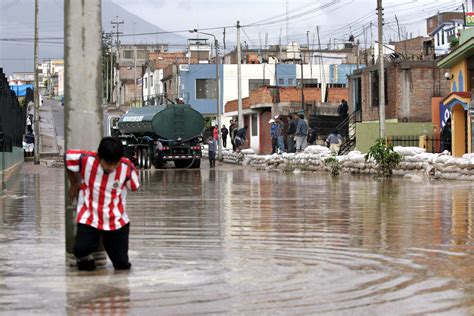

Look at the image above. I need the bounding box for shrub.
[365,138,402,177]
[324,155,341,176]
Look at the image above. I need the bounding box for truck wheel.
[137,148,143,169]
[142,148,148,169]
[191,159,201,168]
[146,148,152,169]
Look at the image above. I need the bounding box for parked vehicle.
[117,104,204,169]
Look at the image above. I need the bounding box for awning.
[443,92,471,111]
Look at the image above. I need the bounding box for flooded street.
[1,163,474,314]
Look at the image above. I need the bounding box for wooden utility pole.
[377,0,386,138]
[237,21,243,128]
[33,0,40,164]
[65,0,106,267]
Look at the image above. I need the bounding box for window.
[248,79,270,92]
[437,33,439,46]
[137,50,148,59]
[296,78,318,87]
[288,78,295,86]
[196,79,217,99]
[150,75,153,87]
[251,114,258,136]
[122,50,133,59]
[144,77,147,89]
[441,29,445,45]
[278,78,285,85]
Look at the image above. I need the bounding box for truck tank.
[118,104,205,140]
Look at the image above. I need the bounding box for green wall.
[356,121,435,153]
[1,147,24,171]
[0,147,24,190]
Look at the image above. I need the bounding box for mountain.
[0,0,186,75]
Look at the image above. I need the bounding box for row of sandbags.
[202,145,474,181]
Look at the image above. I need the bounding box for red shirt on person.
[65,150,140,231]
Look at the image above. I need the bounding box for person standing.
[440,119,452,153]
[221,124,229,148]
[230,120,237,151]
[287,113,297,153]
[269,119,278,154]
[337,99,349,116]
[295,114,309,152]
[275,117,285,154]
[207,136,217,167]
[213,125,219,141]
[65,137,140,271]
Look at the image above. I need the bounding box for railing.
[0,68,27,152]
[387,135,452,154]
[337,110,361,155]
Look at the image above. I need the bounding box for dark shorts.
[74,223,131,270]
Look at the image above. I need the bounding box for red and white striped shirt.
[65,150,140,231]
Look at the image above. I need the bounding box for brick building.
[224,86,348,154]
[349,60,450,123]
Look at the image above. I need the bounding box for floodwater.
[1,163,474,315]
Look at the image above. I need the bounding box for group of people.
[207,120,248,167]
[269,114,311,154]
[269,113,343,155]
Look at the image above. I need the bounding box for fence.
[386,135,448,154]
[0,68,27,152]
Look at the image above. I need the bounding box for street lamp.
[189,29,222,161]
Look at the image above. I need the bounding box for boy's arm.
[64,150,83,202]
[67,170,81,202]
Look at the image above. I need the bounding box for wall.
[179,64,218,115]
[355,61,450,123]
[0,147,23,190]
[356,122,435,153]
[450,59,468,93]
[259,111,272,154]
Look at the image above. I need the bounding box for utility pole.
[317,26,325,102]
[33,0,40,164]
[133,46,137,107]
[110,17,124,107]
[300,59,304,113]
[307,31,313,82]
[377,0,385,138]
[237,21,243,128]
[65,0,106,267]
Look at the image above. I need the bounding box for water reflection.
[0,165,473,314]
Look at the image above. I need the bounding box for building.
[115,44,170,107]
[175,62,355,118]
[431,20,464,57]
[223,85,348,154]
[391,36,434,61]
[142,51,188,105]
[426,12,465,34]
[348,59,450,152]
[437,28,474,157]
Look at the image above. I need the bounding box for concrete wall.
[0,147,24,190]
[356,121,435,153]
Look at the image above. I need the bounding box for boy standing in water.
[65,137,140,271]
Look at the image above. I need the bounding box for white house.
[431,20,464,56]
[142,64,164,106]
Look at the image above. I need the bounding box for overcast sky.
[0,0,466,74]
[113,0,465,48]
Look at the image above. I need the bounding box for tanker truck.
[117,104,205,169]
